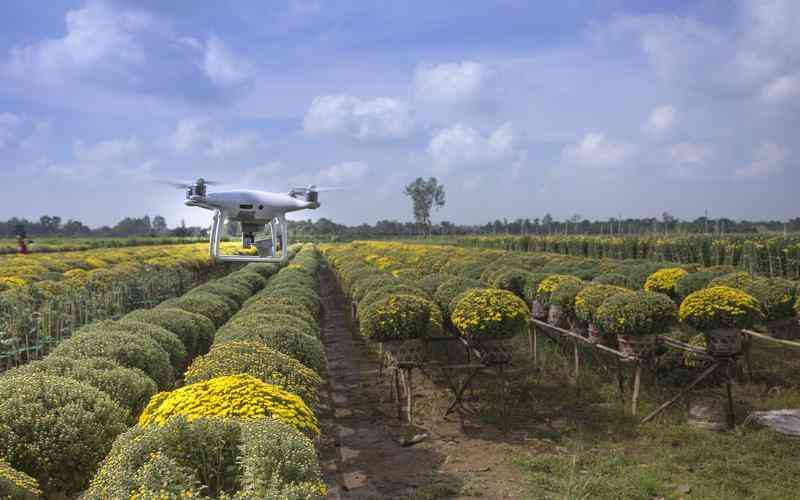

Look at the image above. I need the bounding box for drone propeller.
[156,178,220,189]
[307,185,347,192]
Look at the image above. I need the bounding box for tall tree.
[404,177,445,234]
[152,215,168,234]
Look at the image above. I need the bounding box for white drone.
[163,178,329,263]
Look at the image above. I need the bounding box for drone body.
[173,178,322,263]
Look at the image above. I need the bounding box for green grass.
[472,335,800,500]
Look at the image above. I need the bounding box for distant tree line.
[0,215,208,238]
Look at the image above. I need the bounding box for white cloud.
[735,142,786,178]
[667,142,714,177]
[316,161,368,186]
[643,105,678,137]
[4,2,155,84]
[170,116,210,152]
[0,113,21,148]
[414,60,487,102]
[761,74,800,102]
[207,131,259,157]
[244,161,284,187]
[303,95,413,141]
[428,123,523,172]
[203,36,252,85]
[73,137,141,162]
[561,132,637,168]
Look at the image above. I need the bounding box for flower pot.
[616,334,657,358]
[547,304,566,328]
[703,328,741,357]
[531,300,548,320]
[766,317,799,340]
[587,323,612,345]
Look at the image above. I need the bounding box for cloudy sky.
[0,0,797,228]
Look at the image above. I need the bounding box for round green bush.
[251,286,321,317]
[450,288,528,340]
[215,324,327,375]
[392,267,424,281]
[351,274,399,303]
[675,270,725,301]
[358,283,427,310]
[596,290,677,337]
[84,416,324,499]
[679,286,762,330]
[549,279,589,319]
[189,281,251,306]
[709,271,757,291]
[224,269,269,293]
[245,262,279,279]
[521,272,552,303]
[535,275,584,307]
[415,272,454,296]
[359,294,443,342]
[487,267,536,299]
[1,456,43,499]
[0,374,128,496]
[123,306,216,357]
[227,312,318,339]
[51,328,174,389]
[84,320,187,373]
[185,341,322,406]
[744,277,798,322]
[434,277,483,315]
[3,356,156,417]
[574,284,629,324]
[159,291,238,327]
[593,272,636,289]
[242,294,319,324]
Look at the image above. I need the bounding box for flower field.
[0,236,207,254]
[450,233,800,279]
[0,242,258,369]
[0,243,332,498]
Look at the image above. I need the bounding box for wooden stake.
[573,339,580,382]
[640,362,719,424]
[406,368,414,425]
[632,362,642,416]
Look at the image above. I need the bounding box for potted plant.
[522,272,552,320]
[678,286,762,356]
[644,267,689,299]
[596,290,677,358]
[745,277,798,339]
[451,288,529,345]
[574,284,629,344]
[535,275,583,327]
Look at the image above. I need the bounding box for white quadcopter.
[163,178,326,263]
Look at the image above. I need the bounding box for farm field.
[0,236,207,254]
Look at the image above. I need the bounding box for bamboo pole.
[742,329,800,349]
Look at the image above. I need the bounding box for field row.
[450,234,800,279]
[0,242,257,367]
[322,241,799,355]
[1,243,332,498]
[0,236,207,254]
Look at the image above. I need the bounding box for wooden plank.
[640,362,720,423]
[742,329,800,349]
[531,319,633,361]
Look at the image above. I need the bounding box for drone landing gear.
[209,211,289,264]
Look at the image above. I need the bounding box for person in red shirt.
[16,234,28,254]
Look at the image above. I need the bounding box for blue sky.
[0,0,797,227]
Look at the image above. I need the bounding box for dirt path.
[317,267,533,499]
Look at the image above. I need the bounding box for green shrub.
[0,374,128,496]
[242,294,319,323]
[351,274,398,303]
[392,267,424,281]
[596,290,677,337]
[51,327,174,389]
[251,286,321,317]
[3,356,156,417]
[159,291,238,327]
[744,277,798,322]
[246,262,279,279]
[679,286,763,330]
[185,341,322,407]
[85,416,323,499]
[359,294,443,342]
[227,312,318,339]
[215,324,327,375]
[487,267,535,299]
[189,281,251,306]
[224,269,269,294]
[0,457,43,500]
[593,272,636,289]
[644,268,689,297]
[675,270,726,301]
[709,271,757,290]
[450,288,528,340]
[123,306,216,357]
[549,279,589,319]
[434,277,482,314]
[358,283,427,310]
[93,320,187,372]
[535,275,583,307]
[521,272,552,303]
[574,284,629,325]
[415,272,453,296]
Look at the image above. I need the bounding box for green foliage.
[227,312,318,339]
[358,283,427,310]
[3,356,157,417]
[434,277,482,315]
[596,290,677,337]
[159,290,238,327]
[215,324,327,376]
[679,286,763,330]
[574,284,629,324]
[359,294,443,342]
[549,279,589,318]
[674,269,729,301]
[744,277,798,322]
[0,374,128,496]
[85,417,323,499]
[185,341,321,407]
[248,286,321,318]
[96,319,187,372]
[241,295,319,325]
[189,281,252,306]
[709,271,757,291]
[415,272,453,296]
[0,457,43,500]
[450,288,529,340]
[593,272,636,289]
[350,274,399,303]
[123,306,216,357]
[487,267,536,299]
[51,327,174,389]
